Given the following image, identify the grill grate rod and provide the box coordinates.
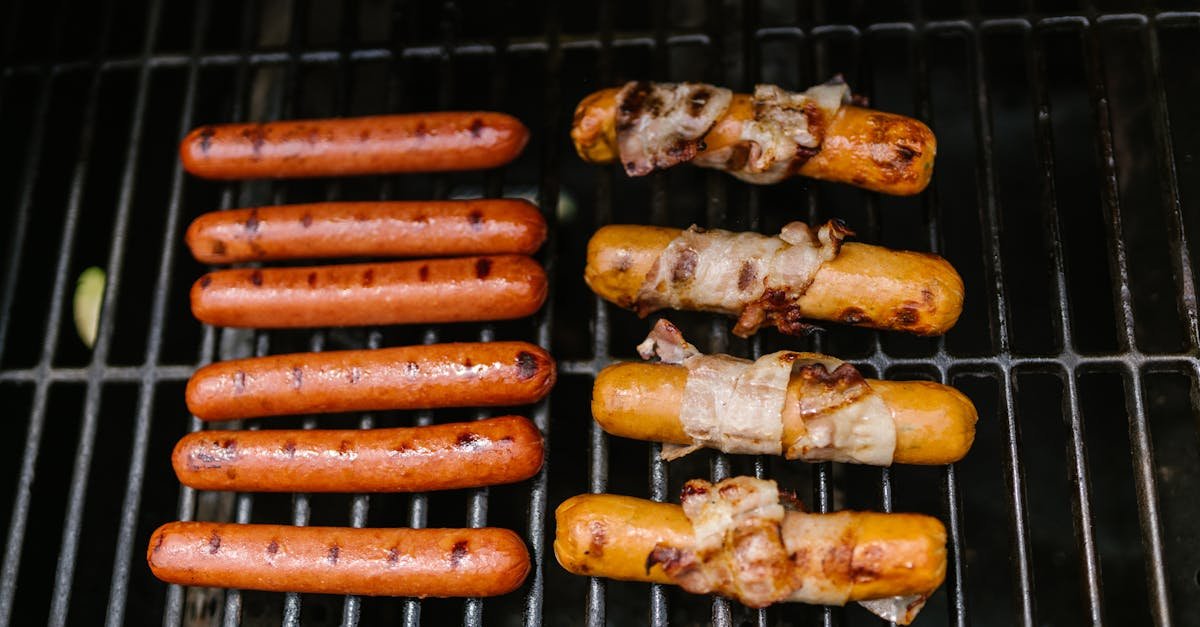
[1081,19,1173,625]
[0,0,123,623]
[102,1,211,624]
[46,0,164,621]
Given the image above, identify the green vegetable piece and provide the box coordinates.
[74,266,106,349]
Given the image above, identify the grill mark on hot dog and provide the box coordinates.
[233,371,246,393]
[516,351,538,380]
[327,545,340,565]
[199,275,212,289]
[451,541,469,568]
[840,307,869,324]
[387,547,400,565]
[470,118,484,138]
[245,209,260,233]
[361,268,374,287]
[456,432,483,449]
[404,361,419,375]
[250,270,263,286]
[283,440,296,457]
[348,367,361,384]
[208,531,221,554]
[475,258,492,279]
[893,305,920,326]
[242,127,265,156]
[468,210,484,230]
[291,367,303,390]
[418,265,430,282]
[307,272,317,288]
[210,241,226,257]
[267,540,279,555]
[197,127,215,153]
[301,213,313,228]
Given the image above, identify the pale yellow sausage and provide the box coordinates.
[585,225,964,336]
[592,362,977,465]
[554,493,947,601]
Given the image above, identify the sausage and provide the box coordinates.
[185,342,555,421]
[148,522,529,597]
[554,493,946,604]
[191,255,547,328]
[173,415,544,492]
[180,112,529,179]
[593,362,977,465]
[572,87,935,195]
[186,199,546,264]
[585,225,963,336]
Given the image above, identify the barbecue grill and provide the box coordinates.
[1,0,1198,625]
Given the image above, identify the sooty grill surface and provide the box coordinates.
[0,1,1198,626]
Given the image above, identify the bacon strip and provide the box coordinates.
[636,320,895,465]
[634,221,851,337]
[647,477,931,622]
[614,79,850,181]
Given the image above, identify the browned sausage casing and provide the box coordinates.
[572,89,935,196]
[173,416,544,492]
[180,112,529,179]
[190,255,547,328]
[185,342,556,421]
[148,522,530,597]
[186,199,547,264]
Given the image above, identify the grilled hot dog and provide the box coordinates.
[180,112,529,179]
[186,199,546,264]
[191,255,547,328]
[555,478,946,623]
[594,362,976,465]
[148,522,529,597]
[572,82,935,195]
[174,415,544,492]
[586,222,962,337]
[186,342,555,421]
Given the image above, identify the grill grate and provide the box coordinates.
[1,1,1199,626]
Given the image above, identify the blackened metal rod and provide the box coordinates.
[104,2,211,625]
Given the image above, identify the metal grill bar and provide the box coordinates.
[0,10,1192,80]
[1081,19,1173,626]
[1,3,1197,627]
[0,1,110,622]
[47,0,163,619]
[103,1,210,623]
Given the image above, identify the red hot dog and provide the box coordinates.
[180,112,529,179]
[190,255,547,328]
[173,415,544,492]
[185,342,555,421]
[185,199,547,264]
[147,522,530,597]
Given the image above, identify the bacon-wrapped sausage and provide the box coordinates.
[593,320,975,465]
[571,79,935,195]
[586,221,963,337]
[555,477,946,624]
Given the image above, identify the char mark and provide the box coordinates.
[450,541,469,568]
[475,258,492,279]
[515,351,539,380]
[671,248,698,283]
